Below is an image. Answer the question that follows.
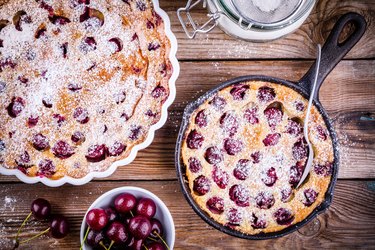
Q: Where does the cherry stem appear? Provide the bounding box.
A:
[15,211,32,243]
[79,227,90,250]
[107,240,114,250]
[130,210,134,217]
[99,241,109,250]
[155,231,170,250]
[147,236,158,242]
[19,227,50,245]
[143,244,149,250]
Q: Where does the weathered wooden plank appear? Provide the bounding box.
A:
[0,60,374,183]
[0,180,374,249]
[162,0,375,60]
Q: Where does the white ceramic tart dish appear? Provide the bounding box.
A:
[0,0,179,186]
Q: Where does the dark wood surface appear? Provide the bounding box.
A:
[0,0,375,249]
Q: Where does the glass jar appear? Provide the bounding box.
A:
[177,0,316,42]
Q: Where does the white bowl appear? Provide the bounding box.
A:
[80,187,175,250]
[0,0,180,187]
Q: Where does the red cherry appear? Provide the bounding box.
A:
[274,208,294,225]
[229,184,250,207]
[195,110,207,127]
[7,97,25,118]
[261,167,278,187]
[281,187,293,203]
[244,106,259,124]
[31,198,51,220]
[32,133,50,151]
[186,130,204,149]
[188,157,202,173]
[108,141,126,156]
[251,151,261,163]
[230,84,249,100]
[250,213,267,229]
[286,118,303,136]
[223,138,243,155]
[212,166,229,189]
[114,193,137,213]
[109,37,123,53]
[264,106,283,129]
[73,107,89,124]
[128,215,151,239]
[48,15,71,25]
[136,198,156,218]
[204,146,223,165]
[262,133,281,146]
[303,188,318,207]
[257,86,275,103]
[85,144,107,162]
[193,175,211,195]
[209,95,226,110]
[255,192,275,209]
[206,197,224,214]
[314,162,333,176]
[292,139,308,161]
[71,131,85,144]
[316,125,328,141]
[106,221,128,244]
[220,112,238,136]
[52,140,75,159]
[86,208,109,231]
[27,115,39,127]
[50,215,70,239]
[233,159,251,180]
[151,86,166,99]
[227,208,242,226]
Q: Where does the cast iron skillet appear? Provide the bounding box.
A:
[175,12,366,240]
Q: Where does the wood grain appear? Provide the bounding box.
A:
[1,60,373,182]
[0,180,374,249]
[162,0,375,60]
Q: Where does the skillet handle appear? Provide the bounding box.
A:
[299,12,366,101]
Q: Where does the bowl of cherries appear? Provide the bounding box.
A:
[80,186,175,250]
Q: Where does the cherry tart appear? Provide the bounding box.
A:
[181,81,334,234]
[0,0,172,179]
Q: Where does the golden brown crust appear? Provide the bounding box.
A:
[181,81,334,234]
[0,0,172,179]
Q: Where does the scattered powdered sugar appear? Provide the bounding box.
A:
[1,196,17,212]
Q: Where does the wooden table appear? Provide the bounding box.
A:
[1,0,374,249]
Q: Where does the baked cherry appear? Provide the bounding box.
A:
[67,83,82,92]
[80,7,104,26]
[286,118,303,136]
[251,151,261,163]
[13,11,31,31]
[52,140,75,159]
[195,110,207,127]
[106,221,128,244]
[109,38,123,53]
[204,146,223,164]
[108,142,126,156]
[114,91,126,104]
[193,175,211,195]
[151,86,166,99]
[316,125,328,141]
[48,15,71,25]
[255,192,275,209]
[295,101,305,111]
[136,198,156,218]
[274,208,294,225]
[86,208,109,231]
[114,193,137,213]
[7,97,25,118]
[264,106,283,129]
[148,42,160,51]
[212,166,229,189]
[206,197,224,214]
[229,184,250,207]
[314,162,333,176]
[80,37,97,53]
[188,157,202,173]
[47,215,69,240]
[262,133,281,146]
[73,107,89,124]
[35,26,46,39]
[32,133,50,151]
[257,86,275,103]
[86,230,104,247]
[227,208,242,226]
[303,188,318,206]
[31,198,51,220]
[71,131,85,144]
[0,81,5,93]
[129,126,142,140]
[230,84,249,100]
[262,167,278,187]
[233,159,251,180]
[220,112,239,136]
[186,130,204,149]
[209,95,226,110]
[244,106,259,124]
[128,215,151,239]
[0,140,5,151]
[250,213,267,229]
[42,97,53,108]
[292,139,308,161]
[281,187,293,202]
[223,138,243,155]
[27,115,39,127]
[52,114,66,126]
[16,151,31,168]
[85,144,107,162]
[289,163,304,188]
